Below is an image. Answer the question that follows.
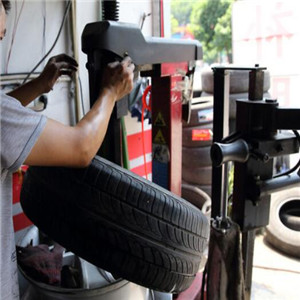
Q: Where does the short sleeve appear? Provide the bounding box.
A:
[1,92,47,172]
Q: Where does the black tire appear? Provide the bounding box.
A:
[197,185,212,197]
[201,91,271,120]
[182,181,212,198]
[183,101,213,128]
[182,124,213,148]
[201,69,271,94]
[20,156,210,293]
[182,146,212,168]
[182,165,212,186]
[265,188,300,258]
[181,183,211,218]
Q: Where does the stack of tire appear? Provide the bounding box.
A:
[182,98,214,218]
[181,69,271,219]
[200,69,271,132]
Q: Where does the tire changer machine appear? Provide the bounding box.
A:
[210,66,300,299]
[81,3,202,196]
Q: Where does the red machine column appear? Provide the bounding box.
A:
[152,62,189,196]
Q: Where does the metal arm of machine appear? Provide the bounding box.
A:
[82,20,202,105]
[259,171,300,197]
[211,132,300,202]
[82,21,202,67]
[211,102,300,203]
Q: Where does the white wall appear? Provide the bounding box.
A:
[0,0,153,124]
[0,0,78,125]
[119,0,152,36]
[1,1,69,74]
[232,0,300,107]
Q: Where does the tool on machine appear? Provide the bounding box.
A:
[208,65,300,300]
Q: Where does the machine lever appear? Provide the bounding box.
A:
[211,139,250,167]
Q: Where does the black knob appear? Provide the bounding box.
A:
[211,139,250,167]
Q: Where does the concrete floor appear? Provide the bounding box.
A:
[251,234,300,300]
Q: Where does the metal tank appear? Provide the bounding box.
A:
[18,226,171,300]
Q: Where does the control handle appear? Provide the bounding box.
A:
[210,139,250,167]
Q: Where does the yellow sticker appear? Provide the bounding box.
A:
[154,112,166,127]
[154,129,166,144]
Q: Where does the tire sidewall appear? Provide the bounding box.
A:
[182,125,213,148]
[266,188,300,257]
[201,69,271,94]
[182,146,212,168]
[182,165,212,186]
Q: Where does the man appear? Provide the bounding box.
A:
[0,1,135,298]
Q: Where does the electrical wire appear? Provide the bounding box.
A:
[273,130,300,178]
[121,116,130,170]
[42,0,46,60]
[78,74,85,116]
[22,0,71,84]
[160,0,164,37]
[141,85,152,180]
[5,0,26,73]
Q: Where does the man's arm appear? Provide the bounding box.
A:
[7,54,78,106]
[24,56,134,167]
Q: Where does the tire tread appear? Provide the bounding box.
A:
[21,156,209,293]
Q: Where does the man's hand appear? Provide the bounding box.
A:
[101,56,135,102]
[38,54,78,93]
[8,54,78,106]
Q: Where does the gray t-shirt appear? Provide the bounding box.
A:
[1,92,47,299]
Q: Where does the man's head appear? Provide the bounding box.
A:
[0,0,10,41]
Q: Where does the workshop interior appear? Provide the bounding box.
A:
[1,0,300,299]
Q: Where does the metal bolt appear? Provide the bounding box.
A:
[254,175,261,181]
[262,153,270,163]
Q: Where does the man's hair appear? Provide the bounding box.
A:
[2,0,11,13]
